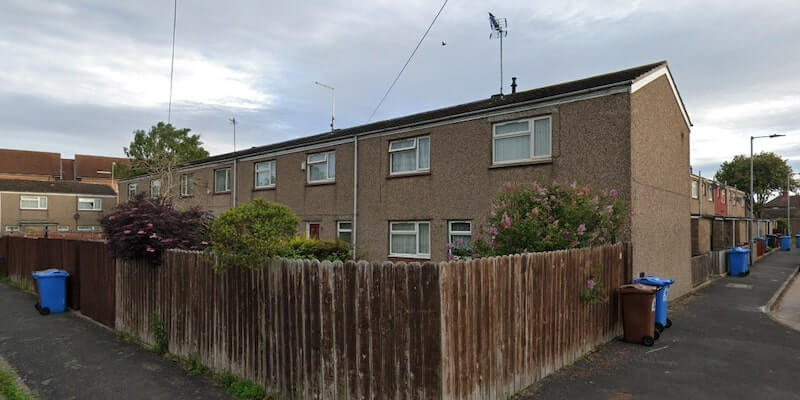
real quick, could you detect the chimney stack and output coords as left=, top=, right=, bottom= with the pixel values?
left=511, top=77, right=517, bottom=94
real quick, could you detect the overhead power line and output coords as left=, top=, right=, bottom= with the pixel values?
left=367, top=0, right=449, bottom=122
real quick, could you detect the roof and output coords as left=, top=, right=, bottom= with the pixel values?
left=0, top=149, right=60, bottom=176
left=0, top=179, right=117, bottom=196
left=75, top=154, right=130, bottom=179
left=123, top=61, right=676, bottom=180
left=764, top=195, right=800, bottom=209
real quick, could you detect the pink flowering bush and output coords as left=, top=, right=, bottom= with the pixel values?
left=580, top=267, right=606, bottom=304
left=469, top=181, right=625, bottom=257
left=101, top=194, right=213, bottom=263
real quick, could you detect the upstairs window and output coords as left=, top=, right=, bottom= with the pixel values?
left=389, top=136, right=430, bottom=174
left=180, top=174, right=193, bottom=197
left=20, top=195, right=47, bottom=210
left=255, top=160, right=276, bottom=188
left=307, top=151, right=335, bottom=183
left=215, top=168, right=231, bottom=193
left=78, top=197, right=102, bottom=211
left=691, top=181, right=698, bottom=199
left=493, top=116, right=551, bottom=164
left=150, top=179, right=161, bottom=199
left=128, top=183, right=137, bottom=200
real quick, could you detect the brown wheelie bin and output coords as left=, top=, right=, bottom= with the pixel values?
left=620, top=283, right=660, bottom=346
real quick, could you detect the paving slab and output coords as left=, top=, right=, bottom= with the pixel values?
left=773, top=270, right=800, bottom=332
left=520, top=249, right=800, bottom=400
left=0, top=282, right=231, bottom=400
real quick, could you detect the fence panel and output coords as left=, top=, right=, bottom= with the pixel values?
left=0, top=236, right=8, bottom=275
left=78, top=240, right=116, bottom=327
left=439, top=243, right=631, bottom=399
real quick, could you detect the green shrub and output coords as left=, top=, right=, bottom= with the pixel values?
left=285, top=237, right=351, bottom=262
left=149, top=312, right=169, bottom=355
left=469, top=181, right=626, bottom=257
left=207, top=199, right=298, bottom=270
left=227, top=379, right=266, bottom=400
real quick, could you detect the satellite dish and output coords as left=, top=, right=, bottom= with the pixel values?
left=73, top=213, right=80, bottom=221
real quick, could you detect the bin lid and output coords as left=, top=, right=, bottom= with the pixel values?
left=634, top=276, right=675, bottom=287
left=619, top=283, right=659, bottom=294
left=32, top=268, right=70, bottom=279
left=728, top=247, right=751, bottom=254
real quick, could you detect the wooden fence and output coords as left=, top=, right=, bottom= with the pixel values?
left=1, top=236, right=116, bottom=327
left=116, top=243, right=632, bottom=399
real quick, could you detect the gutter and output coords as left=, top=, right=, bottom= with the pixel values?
left=352, top=135, right=358, bottom=260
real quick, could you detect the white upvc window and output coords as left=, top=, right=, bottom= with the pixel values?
left=20, top=195, right=47, bottom=210
left=708, top=185, right=713, bottom=202
left=150, top=179, right=161, bottom=199
left=5, top=226, right=20, bottom=233
left=448, top=221, right=472, bottom=250
left=128, top=183, right=137, bottom=200
left=337, top=221, right=353, bottom=245
left=214, top=168, right=231, bottom=193
left=78, top=197, right=102, bottom=211
left=307, top=151, right=336, bottom=183
left=492, top=116, right=551, bottom=164
left=389, top=136, right=430, bottom=174
left=255, top=160, right=276, bottom=188
left=691, top=181, right=698, bottom=199
left=77, top=225, right=103, bottom=232
left=57, top=225, right=70, bottom=232
left=180, top=174, right=192, bottom=197
left=389, top=221, right=431, bottom=258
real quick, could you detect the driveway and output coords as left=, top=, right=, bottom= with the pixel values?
left=521, top=249, right=800, bottom=399
left=0, top=282, right=231, bottom=400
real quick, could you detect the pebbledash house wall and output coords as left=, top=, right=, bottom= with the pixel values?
left=120, top=62, right=691, bottom=295
left=630, top=73, right=692, bottom=296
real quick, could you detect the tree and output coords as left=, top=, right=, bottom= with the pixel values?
left=124, top=122, right=209, bottom=199
left=714, top=152, right=796, bottom=217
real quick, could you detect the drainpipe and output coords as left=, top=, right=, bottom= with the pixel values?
left=352, top=136, right=358, bottom=260
left=232, top=159, right=237, bottom=207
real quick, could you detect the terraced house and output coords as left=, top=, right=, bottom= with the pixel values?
left=120, top=61, right=695, bottom=296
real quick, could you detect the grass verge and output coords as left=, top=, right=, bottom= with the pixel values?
left=0, top=274, right=35, bottom=294
left=0, top=361, right=36, bottom=400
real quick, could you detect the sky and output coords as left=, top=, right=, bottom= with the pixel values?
left=1, top=0, right=800, bottom=179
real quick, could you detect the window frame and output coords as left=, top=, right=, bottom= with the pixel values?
left=57, top=225, right=70, bottom=232
left=214, top=168, right=231, bottom=193
left=254, top=160, right=277, bottom=189
left=492, top=115, right=552, bottom=165
left=150, top=179, right=161, bottom=199
left=77, top=197, right=102, bottom=211
left=337, top=221, right=353, bottom=244
left=306, top=222, right=321, bottom=240
left=389, top=136, right=430, bottom=175
left=77, top=225, right=102, bottom=233
left=180, top=174, right=193, bottom=197
left=128, top=183, right=137, bottom=200
left=691, top=181, right=698, bottom=199
left=20, top=195, right=47, bottom=210
left=4, top=226, right=20, bottom=233
left=389, top=221, right=431, bottom=259
left=448, top=220, right=472, bottom=249
left=307, top=151, right=336, bottom=183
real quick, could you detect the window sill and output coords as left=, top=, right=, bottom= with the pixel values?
left=489, top=158, right=553, bottom=169
left=388, top=254, right=431, bottom=260
left=213, top=191, right=231, bottom=195
left=306, top=181, right=336, bottom=187
left=180, top=194, right=194, bottom=198
left=253, top=186, right=276, bottom=192
left=77, top=210, right=102, bottom=212
left=387, top=171, right=431, bottom=179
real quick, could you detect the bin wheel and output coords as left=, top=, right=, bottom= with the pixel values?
left=39, top=306, right=50, bottom=316
left=654, top=330, right=660, bottom=340
left=642, top=336, right=655, bottom=347
left=665, top=318, right=673, bottom=329
left=34, top=302, right=41, bottom=311
left=655, top=322, right=664, bottom=333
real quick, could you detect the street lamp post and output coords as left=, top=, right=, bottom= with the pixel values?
left=788, top=172, right=798, bottom=237
left=750, top=134, right=785, bottom=267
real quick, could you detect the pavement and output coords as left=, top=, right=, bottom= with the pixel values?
left=521, top=249, right=800, bottom=400
left=773, top=267, right=800, bottom=332
left=0, top=283, right=231, bottom=400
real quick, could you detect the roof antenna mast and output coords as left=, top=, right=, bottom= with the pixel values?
left=315, top=81, right=335, bottom=132
left=489, top=12, right=508, bottom=95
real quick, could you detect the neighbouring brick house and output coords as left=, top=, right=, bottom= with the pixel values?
left=120, top=61, right=695, bottom=296
left=0, top=179, right=117, bottom=237
left=0, top=149, right=129, bottom=192
left=761, top=193, right=800, bottom=233
left=689, top=174, right=748, bottom=256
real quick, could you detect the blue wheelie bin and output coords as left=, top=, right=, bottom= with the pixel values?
left=795, top=234, right=800, bottom=248
left=633, top=273, right=675, bottom=333
left=727, top=247, right=750, bottom=277
left=32, top=269, right=70, bottom=315
left=781, top=235, right=792, bottom=251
